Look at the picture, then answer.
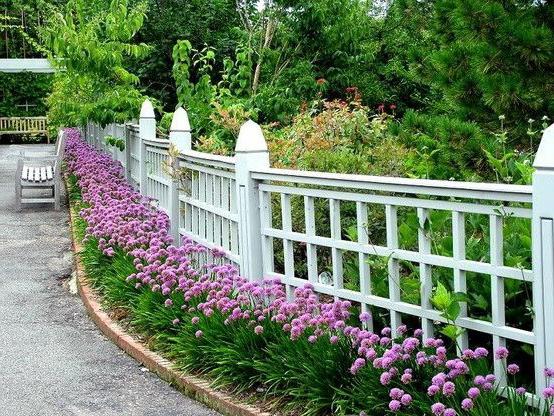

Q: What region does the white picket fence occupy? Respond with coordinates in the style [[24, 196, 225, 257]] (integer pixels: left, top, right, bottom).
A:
[[84, 99, 554, 395]]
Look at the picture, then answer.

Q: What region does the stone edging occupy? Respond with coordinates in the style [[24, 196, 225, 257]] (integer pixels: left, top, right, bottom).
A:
[[66, 190, 270, 416]]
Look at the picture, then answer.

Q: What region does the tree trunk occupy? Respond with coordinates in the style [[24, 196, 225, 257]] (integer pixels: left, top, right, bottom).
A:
[[252, 17, 276, 94]]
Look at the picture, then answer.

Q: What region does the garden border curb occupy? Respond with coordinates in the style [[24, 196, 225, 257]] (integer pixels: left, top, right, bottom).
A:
[[66, 187, 271, 416]]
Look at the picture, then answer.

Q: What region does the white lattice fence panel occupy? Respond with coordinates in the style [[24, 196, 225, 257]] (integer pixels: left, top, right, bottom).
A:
[[255, 170, 534, 388], [144, 140, 171, 213], [178, 153, 240, 268]]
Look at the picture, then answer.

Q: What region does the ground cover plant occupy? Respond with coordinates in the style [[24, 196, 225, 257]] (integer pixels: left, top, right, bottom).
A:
[[65, 127, 554, 415]]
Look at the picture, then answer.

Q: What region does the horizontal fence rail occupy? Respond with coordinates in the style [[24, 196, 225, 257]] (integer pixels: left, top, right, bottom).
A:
[[82, 100, 554, 397]]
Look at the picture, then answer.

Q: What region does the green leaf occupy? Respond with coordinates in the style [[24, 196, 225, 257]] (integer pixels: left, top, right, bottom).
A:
[[431, 282, 451, 311], [440, 324, 461, 341], [445, 301, 461, 321]]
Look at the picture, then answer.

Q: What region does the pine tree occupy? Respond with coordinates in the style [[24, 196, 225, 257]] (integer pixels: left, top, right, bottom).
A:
[[429, 0, 553, 126]]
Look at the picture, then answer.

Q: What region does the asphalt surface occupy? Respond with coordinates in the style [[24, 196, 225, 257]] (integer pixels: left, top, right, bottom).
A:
[[0, 144, 220, 416]]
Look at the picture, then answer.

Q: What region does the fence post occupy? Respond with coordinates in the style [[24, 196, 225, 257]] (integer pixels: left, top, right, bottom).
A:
[[139, 99, 156, 195], [168, 107, 192, 244], [124, 123, 132, 181], [532, 123, 554, 395], [235, 120, 270, 281]]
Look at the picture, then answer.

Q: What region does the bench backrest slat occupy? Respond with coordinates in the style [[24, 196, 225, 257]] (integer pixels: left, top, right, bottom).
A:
[[0, 117, 48, 134]]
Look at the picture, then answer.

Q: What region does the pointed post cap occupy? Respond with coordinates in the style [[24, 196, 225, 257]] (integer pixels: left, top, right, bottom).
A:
[[170, 107, 191, 132], [235, 120, 268, 153], [140, 99, 155, 119], [534, 123, 554, 170]]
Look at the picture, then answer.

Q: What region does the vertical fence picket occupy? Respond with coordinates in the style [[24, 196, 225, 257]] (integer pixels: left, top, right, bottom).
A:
[[357, 201, 373, 331], [452, 211, 469, 352], [418, 207, 434, 339], [124, 123, 131, 180], [221, 178, 230, 252], [386, 204, 402, 335], [330, 198, 343, 300], [490, 213, 507, 386], [213, 175, 222, 248], [230, 178, 239, 256], [261, 190, 274, 276], [281, 193, 294, 299], [305, 196, 318, 285]]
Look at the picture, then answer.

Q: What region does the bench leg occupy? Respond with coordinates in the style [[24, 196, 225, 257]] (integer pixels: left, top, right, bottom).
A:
[[54, 182, 60, 211], [15, 159, 23, 212], [15, 182, 22, 212]]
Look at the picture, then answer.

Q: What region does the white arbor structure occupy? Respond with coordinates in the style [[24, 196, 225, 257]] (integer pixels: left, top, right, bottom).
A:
[[85, 100, 554, 398], [0, 58, 54, 73]]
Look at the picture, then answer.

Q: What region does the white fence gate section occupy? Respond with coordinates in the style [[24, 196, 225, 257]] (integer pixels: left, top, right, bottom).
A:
[[83, 99, 554, 396]]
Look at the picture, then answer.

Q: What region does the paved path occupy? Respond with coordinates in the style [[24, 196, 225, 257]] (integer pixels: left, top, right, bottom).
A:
[[0, 144, 220, 416]]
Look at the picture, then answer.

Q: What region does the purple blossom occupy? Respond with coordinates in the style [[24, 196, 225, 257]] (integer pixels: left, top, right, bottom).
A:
[[401, 373, 412, 384], [461, 398, 473, 410], [507, 364, 520, 375], [427, 385, 440, 396], [400, 394, 412, 406], [543, 387, 554, 399], [389, 388, 404, 400], [515, 387, 527, 395], [474, 347, 488, 358], [431, 402, 445, 415], [495, 347, 509, 360], [474, 375, 485, 386], [380, 371, 392, 385], [350, 358, 366, 375], [442, 381, 455, 397], [359, 312, 371, 323], [482, 382, 494, 391], [467, 387, 480, 399], [388, 400, 401, 412]]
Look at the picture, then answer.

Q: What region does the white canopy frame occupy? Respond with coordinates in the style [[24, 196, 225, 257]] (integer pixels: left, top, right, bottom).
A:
[[0, 58, 54, 73]]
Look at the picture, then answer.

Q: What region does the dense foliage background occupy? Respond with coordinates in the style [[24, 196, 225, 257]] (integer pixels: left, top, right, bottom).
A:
[[3, 0, 553, 179], [0, 72, 51, 116]]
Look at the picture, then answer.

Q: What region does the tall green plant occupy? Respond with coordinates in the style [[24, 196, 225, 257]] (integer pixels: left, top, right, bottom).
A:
[[43, 0, 150, 128]]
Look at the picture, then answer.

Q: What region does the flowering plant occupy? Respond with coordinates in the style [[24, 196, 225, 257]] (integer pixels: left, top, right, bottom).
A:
[[65, 128, 553, 416]]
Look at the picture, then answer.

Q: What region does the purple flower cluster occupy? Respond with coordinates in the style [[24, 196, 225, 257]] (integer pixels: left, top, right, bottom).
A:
[[65, 129, 354, 343], [66, 129, 554, 416]]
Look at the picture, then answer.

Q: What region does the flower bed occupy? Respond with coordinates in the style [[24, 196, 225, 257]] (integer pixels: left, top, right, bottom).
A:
[[65, 127, 554, 416]]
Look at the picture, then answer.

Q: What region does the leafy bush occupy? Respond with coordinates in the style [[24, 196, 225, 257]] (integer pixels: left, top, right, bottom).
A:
[[43, 0, 150, 129], [0, 72, 51, 117]]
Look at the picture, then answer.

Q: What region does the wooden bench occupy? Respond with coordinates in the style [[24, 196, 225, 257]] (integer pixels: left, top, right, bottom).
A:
[[0, 117, 48, 142], [15, 130, 65, 211]]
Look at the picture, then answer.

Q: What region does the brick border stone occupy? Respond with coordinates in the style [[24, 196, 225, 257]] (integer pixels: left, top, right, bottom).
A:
[[66, 182, 270, 416]]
